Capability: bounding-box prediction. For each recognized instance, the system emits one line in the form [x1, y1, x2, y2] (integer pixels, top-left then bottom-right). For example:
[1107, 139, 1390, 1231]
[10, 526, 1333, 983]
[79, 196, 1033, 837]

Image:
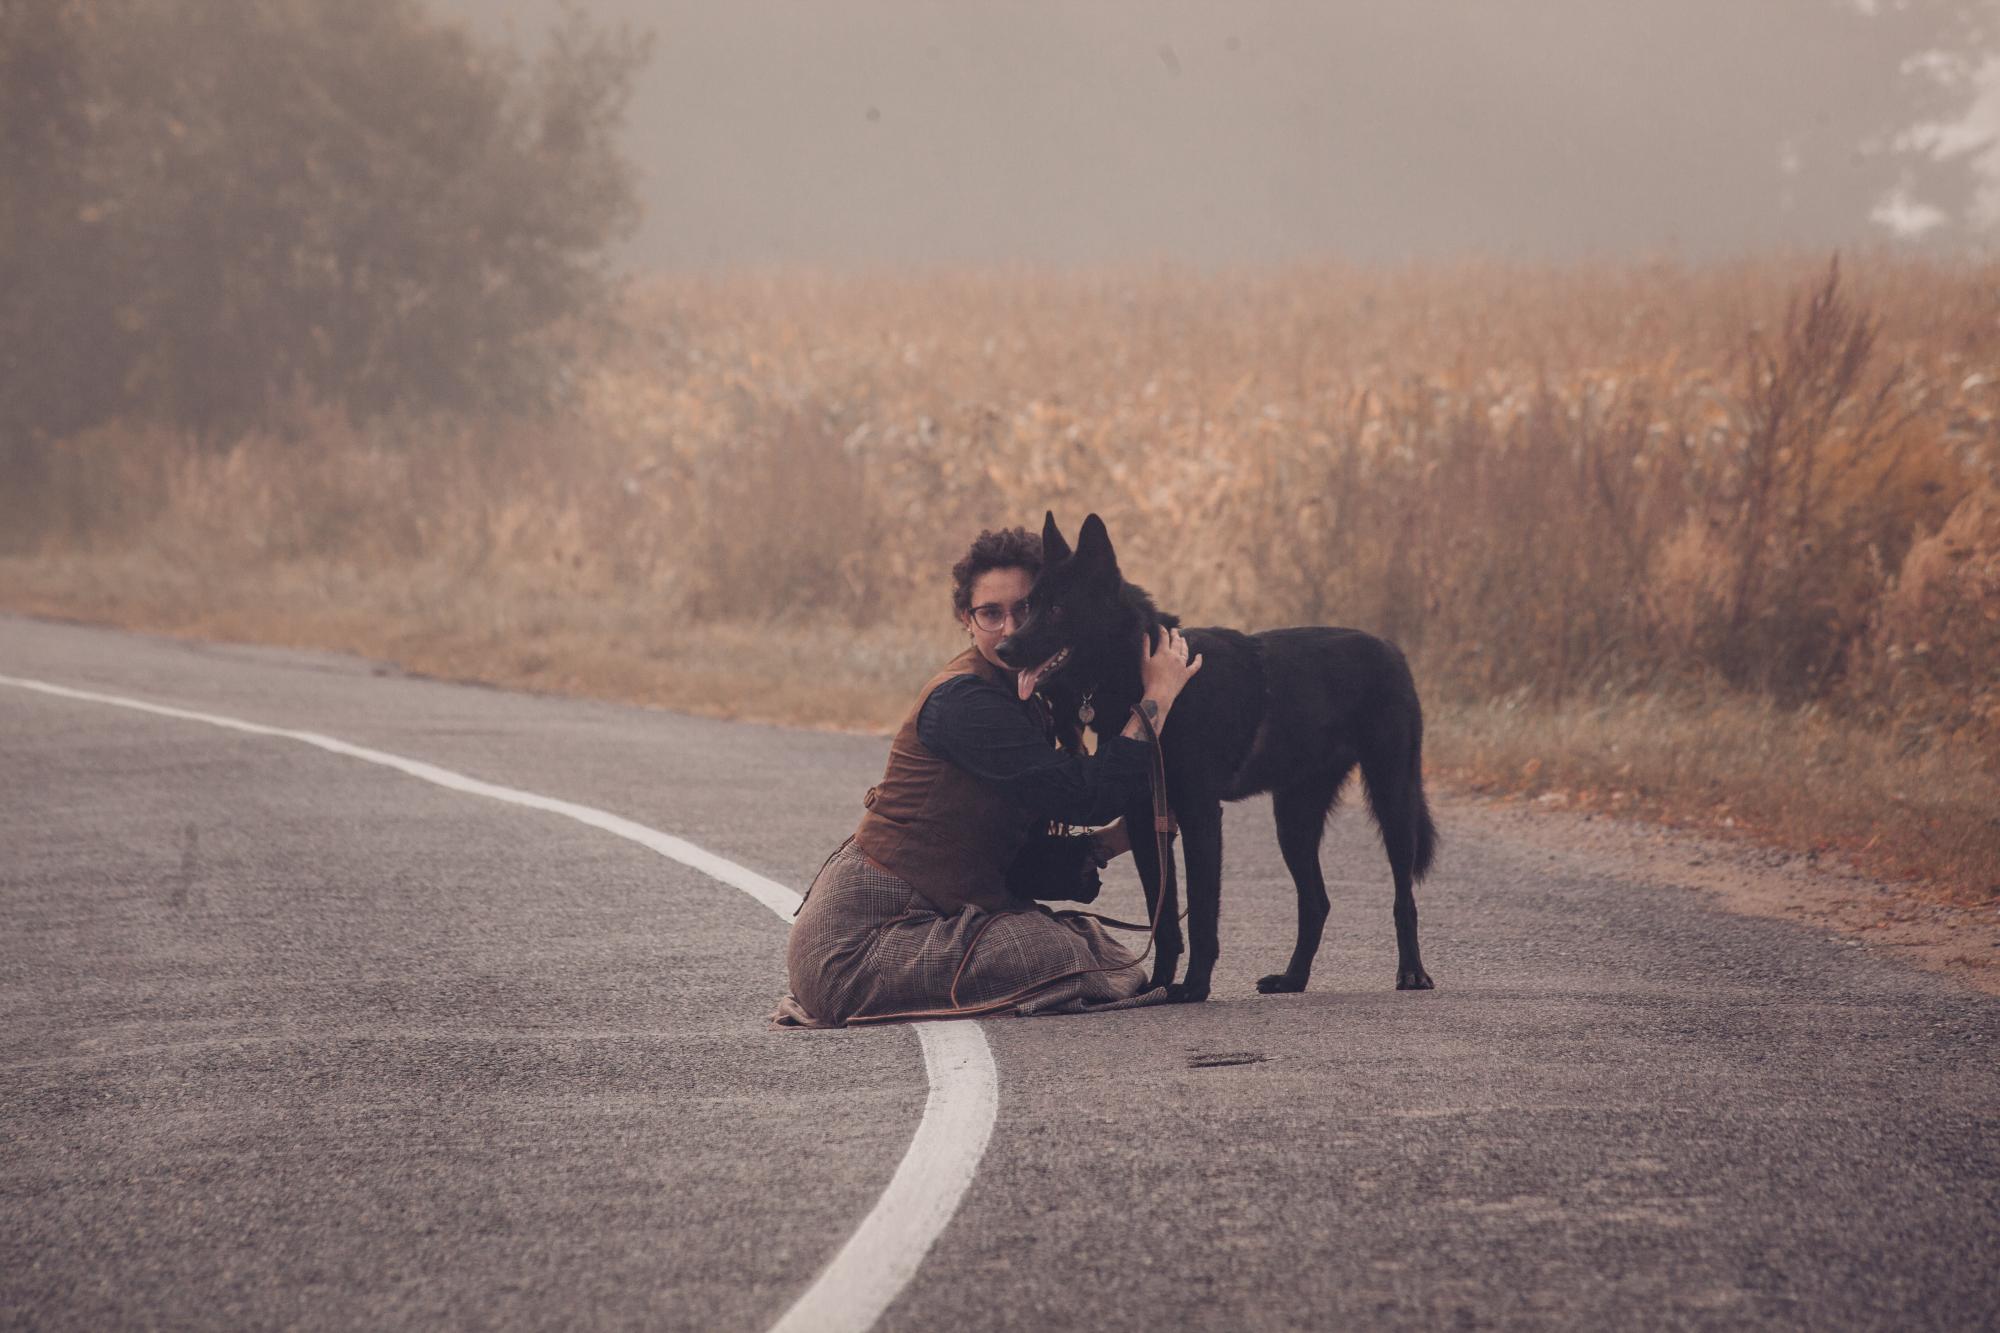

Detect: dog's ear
[1074, 513, 1119, 578]
[1040, 510, 1072, 564]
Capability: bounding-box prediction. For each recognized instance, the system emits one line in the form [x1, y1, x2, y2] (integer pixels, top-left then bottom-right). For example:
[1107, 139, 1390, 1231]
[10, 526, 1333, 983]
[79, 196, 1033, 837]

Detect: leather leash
[1128, 698, 1178, 946]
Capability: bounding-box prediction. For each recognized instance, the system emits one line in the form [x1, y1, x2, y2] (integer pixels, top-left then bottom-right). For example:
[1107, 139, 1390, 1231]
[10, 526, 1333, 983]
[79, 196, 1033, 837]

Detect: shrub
[1856, 483, 2000, 759]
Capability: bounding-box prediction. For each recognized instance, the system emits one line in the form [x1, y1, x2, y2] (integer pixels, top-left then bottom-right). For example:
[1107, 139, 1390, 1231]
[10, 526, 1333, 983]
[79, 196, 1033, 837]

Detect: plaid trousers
[773, 842, 1167, 1027]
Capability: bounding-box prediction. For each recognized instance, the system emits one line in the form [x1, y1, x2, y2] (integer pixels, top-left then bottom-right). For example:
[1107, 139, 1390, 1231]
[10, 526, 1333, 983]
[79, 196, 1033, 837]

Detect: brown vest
[851, 646, 1039, 915]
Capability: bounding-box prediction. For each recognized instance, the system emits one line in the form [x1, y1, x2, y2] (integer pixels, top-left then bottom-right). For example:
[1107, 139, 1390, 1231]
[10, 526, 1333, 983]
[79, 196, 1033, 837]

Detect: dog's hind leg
[1257, 771, 1346, 995]
[1171, 799, 1224, 1003]
[1360, 717, 1436, 991]
[1126, 798, 1182, 992]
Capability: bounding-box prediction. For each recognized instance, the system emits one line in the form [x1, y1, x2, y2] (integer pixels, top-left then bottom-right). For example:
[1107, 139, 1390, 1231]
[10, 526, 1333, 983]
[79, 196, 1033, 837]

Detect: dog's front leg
[1125, 797, 1181, 992]
[1172, 800, 1223, 1003]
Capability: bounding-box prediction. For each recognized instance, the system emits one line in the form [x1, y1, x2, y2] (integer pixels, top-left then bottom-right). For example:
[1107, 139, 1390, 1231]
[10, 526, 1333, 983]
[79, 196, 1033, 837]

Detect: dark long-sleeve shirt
[915, 672, 1152, 903]
[916, 674, 1151, 828]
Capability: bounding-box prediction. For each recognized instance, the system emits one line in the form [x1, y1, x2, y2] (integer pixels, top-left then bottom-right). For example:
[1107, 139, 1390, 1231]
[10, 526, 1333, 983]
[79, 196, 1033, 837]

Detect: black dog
[998, 512, 1437, 1002]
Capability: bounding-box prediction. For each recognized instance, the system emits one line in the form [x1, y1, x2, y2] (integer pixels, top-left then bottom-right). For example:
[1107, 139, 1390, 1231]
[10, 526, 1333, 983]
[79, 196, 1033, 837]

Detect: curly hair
[949, 526, 1043, 618]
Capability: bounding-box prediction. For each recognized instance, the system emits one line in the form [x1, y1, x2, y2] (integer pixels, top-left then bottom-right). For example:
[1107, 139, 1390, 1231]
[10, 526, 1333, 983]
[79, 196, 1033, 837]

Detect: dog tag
[1077, 697, 1095, 725]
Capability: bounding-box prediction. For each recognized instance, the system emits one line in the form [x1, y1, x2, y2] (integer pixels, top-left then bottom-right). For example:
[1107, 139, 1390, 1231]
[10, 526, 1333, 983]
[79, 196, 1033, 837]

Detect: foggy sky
[439, 0, 2000, 270]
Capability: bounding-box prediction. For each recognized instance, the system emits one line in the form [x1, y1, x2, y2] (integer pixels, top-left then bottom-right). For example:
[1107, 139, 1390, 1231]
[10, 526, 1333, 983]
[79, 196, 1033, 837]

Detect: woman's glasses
[970, 600, 1030, 632]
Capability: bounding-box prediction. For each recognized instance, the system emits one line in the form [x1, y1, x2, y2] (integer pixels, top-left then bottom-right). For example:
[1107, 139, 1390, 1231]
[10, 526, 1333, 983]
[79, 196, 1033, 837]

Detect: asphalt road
[4, 614, 1996, 1331]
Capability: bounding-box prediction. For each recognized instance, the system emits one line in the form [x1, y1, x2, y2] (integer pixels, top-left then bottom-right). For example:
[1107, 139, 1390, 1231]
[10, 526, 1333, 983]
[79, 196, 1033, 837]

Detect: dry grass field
[4, 254, 1997, 912]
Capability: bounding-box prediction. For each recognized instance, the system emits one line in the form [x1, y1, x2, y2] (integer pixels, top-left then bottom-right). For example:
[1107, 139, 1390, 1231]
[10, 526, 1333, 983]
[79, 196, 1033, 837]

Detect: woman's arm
[918, 678, 1151, 826]
[917, 627, 1205, 827]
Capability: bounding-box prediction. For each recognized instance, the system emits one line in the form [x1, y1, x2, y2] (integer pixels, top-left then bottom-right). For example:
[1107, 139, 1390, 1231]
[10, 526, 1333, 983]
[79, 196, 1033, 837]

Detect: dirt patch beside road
[1443, 790, 2000, 996]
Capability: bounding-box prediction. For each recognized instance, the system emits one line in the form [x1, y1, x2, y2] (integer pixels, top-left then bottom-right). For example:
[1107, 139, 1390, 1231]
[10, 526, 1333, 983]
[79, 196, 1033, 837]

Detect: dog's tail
[1362, 703, 1438, 883]
[1409, 725, 1438, 882]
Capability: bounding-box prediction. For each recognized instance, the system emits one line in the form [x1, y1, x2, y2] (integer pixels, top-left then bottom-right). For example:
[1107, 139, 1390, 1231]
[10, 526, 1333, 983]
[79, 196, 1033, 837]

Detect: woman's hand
[1140, 626, 1203, 707]
[1089, 818, 1131, 867]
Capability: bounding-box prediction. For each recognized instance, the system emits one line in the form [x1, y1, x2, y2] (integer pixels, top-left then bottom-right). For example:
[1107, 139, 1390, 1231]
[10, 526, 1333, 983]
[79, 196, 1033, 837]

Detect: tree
[1827, 0, 1998, 241]
[2, 0, 123, 449]
[0, 0, 652, 445]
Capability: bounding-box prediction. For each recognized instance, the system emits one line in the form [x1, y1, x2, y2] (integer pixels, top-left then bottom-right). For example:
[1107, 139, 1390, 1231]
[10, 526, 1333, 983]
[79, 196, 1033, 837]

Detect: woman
[773, 526, 1203, 1027]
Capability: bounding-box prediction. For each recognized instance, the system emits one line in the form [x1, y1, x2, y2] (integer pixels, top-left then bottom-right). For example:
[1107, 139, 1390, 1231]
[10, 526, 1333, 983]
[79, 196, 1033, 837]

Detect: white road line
[771, 1020, 996, 1333]
[0, 672, 998, 1333]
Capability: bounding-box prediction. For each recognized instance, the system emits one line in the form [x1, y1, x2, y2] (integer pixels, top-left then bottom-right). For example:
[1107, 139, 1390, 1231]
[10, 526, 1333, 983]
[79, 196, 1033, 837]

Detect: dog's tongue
[1016, 662, 1042, 701]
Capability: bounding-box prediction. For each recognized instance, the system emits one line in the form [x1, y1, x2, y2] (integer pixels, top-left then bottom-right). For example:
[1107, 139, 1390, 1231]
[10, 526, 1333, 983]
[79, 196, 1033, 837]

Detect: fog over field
[438, 0, 2000, 267]
[5, 0, 1997, 900]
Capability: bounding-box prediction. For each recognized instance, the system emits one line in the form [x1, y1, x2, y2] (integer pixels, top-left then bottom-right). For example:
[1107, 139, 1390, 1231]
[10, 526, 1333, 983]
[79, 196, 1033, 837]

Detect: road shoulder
[1438, 787, 2000, 996]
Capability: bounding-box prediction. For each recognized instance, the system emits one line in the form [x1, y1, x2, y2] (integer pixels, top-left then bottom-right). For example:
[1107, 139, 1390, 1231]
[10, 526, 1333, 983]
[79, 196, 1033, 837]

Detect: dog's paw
[1256, 972, 1306, 994]
[1165, 981, 1210, 1004]
[1396, 966, 1435, 991]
